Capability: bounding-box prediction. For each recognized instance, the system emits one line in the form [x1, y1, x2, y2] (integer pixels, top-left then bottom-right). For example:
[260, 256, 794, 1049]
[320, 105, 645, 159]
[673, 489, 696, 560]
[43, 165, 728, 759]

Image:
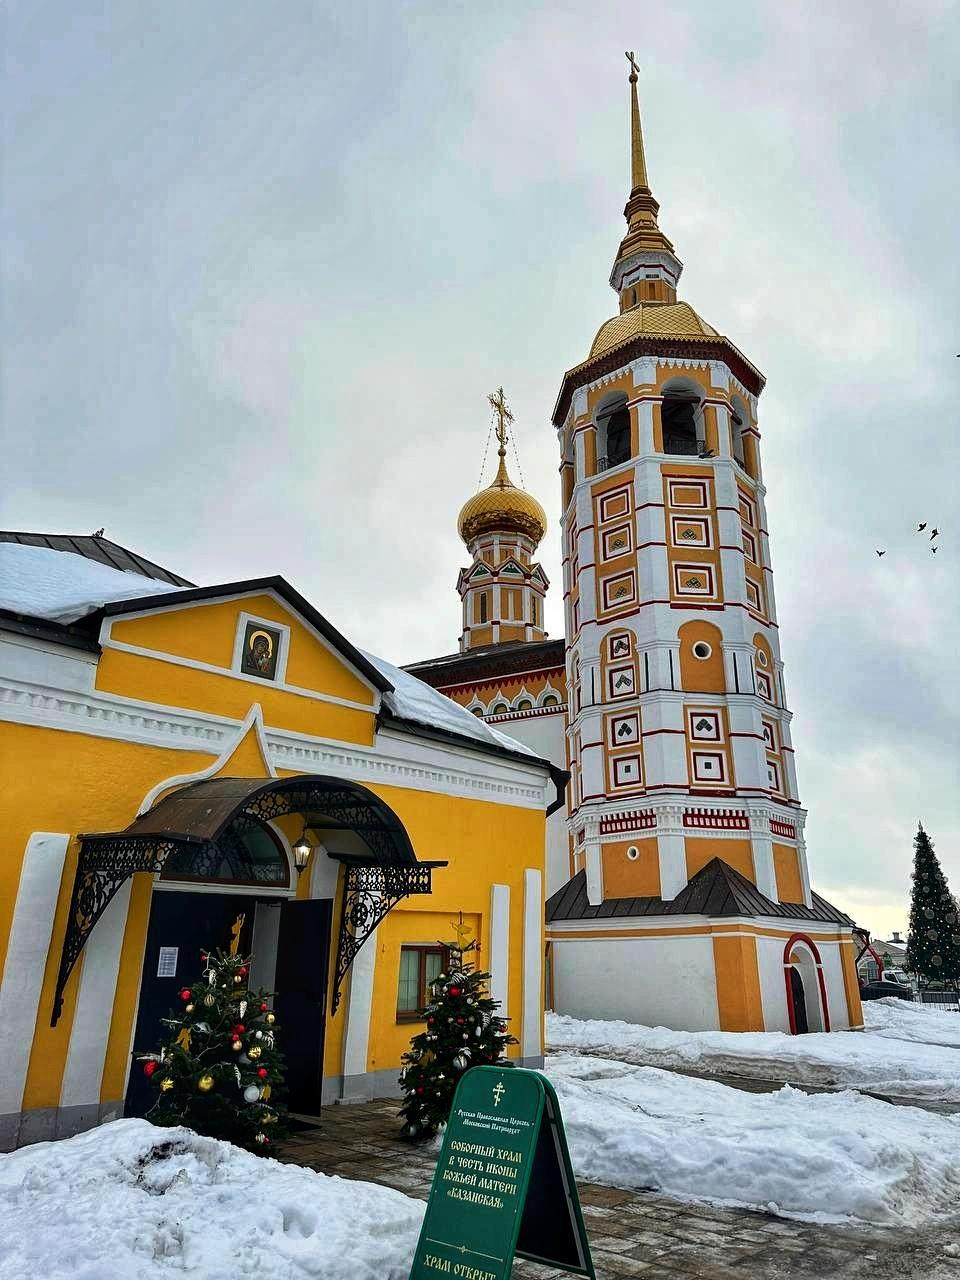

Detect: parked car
[860, 979, 914, 1001]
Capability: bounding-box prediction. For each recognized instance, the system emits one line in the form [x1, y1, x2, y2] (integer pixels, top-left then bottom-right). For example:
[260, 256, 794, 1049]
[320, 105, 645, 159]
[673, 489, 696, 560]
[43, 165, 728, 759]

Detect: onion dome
[589, 301, 718, 360]
[458, 454, 547, 546]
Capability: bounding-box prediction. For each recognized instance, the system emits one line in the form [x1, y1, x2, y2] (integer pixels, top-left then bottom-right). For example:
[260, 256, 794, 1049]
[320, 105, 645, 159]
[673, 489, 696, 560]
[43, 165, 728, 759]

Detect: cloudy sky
[3, 0, 957, 935]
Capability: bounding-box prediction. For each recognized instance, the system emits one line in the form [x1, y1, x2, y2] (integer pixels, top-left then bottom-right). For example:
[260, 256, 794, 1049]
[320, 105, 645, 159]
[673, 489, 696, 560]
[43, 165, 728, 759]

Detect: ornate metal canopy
[52, 775, 444, 1025]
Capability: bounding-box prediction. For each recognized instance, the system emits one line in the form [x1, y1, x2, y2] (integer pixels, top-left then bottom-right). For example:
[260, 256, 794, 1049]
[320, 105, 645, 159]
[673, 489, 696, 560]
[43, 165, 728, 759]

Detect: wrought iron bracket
[331, 859, 444, 1014]
[51, 836, 183, 1025]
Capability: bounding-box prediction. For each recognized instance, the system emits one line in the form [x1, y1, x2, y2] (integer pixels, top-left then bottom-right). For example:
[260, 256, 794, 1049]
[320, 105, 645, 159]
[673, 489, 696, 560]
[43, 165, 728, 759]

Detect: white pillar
[750, 815, 779, 901]
[489, 884, 510, 1016]
[0, 833, 69, 1146]
[60, 880, 133, 1124]
[340, 923, 378, 1100]
[521, 870, 543, 1063]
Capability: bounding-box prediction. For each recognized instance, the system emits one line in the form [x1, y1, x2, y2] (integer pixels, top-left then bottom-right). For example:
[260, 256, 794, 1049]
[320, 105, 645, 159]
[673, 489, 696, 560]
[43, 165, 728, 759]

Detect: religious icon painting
[240, 621, 281, 681]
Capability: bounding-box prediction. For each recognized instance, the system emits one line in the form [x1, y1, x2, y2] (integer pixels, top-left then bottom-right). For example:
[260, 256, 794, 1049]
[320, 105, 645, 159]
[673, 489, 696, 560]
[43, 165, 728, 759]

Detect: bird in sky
[876, 549, 886, 557]
[932, 546, 939, 554]
[917, 522, 927, 532]
[930, 529, 940, 540]
[92, 527, 104, 537]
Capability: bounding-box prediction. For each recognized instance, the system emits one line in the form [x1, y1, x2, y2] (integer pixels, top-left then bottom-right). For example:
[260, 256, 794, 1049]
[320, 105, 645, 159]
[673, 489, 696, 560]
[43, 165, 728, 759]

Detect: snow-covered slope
[0, 1120, 423, 1280]
[0, 542, 179, 624]
[547, 1054, 960, 1226]
[547, 1010, 960, 1102]
[863, 997, 960, 1047]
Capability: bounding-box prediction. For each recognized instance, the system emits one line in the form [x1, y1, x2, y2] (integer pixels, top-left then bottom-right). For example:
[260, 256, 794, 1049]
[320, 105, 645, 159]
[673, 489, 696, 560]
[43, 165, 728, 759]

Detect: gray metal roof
[0, 530, 193, 587]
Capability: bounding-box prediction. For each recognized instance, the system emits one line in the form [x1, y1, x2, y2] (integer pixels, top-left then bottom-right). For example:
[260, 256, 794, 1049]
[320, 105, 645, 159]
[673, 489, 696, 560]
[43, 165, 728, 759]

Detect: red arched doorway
[783, 933, 831, 1034]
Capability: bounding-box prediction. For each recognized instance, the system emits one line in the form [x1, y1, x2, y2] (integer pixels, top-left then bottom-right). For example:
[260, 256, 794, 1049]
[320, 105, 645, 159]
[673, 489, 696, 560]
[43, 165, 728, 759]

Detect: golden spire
[609, 53, 682, 309]
[626, 52, 647, 191]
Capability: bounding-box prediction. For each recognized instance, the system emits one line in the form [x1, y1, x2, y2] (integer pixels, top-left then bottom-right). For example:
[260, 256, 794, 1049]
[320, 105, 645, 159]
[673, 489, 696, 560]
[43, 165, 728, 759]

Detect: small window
[477, 593, 488, 624]
[516, 698, 533, 711]
[663, 395, 699, 456]
[626, 846, 640, 861]
[692, 641, 712, 660]
[491, 702, 509, 715]
[397, 945, 447, 1021]
[470, 705, 485, 717]
[598, 404, 631, 470]
[542, 694, 560, 707]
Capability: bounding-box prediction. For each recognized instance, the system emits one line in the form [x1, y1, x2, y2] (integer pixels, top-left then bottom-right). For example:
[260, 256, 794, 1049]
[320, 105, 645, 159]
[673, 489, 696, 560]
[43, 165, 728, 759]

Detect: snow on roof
[0, 542, 180, 624]
[361, 649, 537, 759]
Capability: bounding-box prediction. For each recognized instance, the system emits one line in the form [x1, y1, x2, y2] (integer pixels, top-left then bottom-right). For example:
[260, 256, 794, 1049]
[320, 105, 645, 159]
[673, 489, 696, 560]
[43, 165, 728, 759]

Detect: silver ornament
[243, 1084, 261, 1103]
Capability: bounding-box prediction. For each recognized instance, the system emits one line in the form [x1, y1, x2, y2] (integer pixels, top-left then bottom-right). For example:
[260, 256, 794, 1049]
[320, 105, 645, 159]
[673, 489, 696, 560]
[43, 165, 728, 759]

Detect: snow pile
[547, 1054, 960, 1226]
[547, 1011, 960, 1102]
[0, 1120, 422, 1280]
[863, 997, 960, 1048]
[362, 649, 536, 759]
[0, 543, 179, 624]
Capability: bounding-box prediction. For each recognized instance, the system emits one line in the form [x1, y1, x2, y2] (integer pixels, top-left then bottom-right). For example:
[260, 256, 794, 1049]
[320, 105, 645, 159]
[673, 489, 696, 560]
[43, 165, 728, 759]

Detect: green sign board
[409, 1065, 594, 1280]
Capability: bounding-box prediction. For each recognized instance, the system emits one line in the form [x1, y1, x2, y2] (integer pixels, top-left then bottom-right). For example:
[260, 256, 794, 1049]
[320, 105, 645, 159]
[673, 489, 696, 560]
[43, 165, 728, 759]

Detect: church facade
[0, 535, 558, 1150]
[413, 64, 863, 1036]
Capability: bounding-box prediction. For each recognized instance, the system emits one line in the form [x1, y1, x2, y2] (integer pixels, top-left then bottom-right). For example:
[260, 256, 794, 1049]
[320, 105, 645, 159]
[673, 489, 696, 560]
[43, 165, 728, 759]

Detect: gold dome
[458, 456, 547, 546]
[589, 302, 718, 361]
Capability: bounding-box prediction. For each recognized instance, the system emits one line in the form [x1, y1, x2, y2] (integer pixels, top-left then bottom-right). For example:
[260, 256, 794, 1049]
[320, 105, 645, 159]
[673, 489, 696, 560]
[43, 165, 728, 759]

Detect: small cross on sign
[492, 1081, 505, 1108]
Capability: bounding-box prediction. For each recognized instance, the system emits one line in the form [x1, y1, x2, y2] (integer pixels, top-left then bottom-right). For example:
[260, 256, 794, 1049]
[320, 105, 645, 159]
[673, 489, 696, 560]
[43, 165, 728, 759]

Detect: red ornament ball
[448, 987, 461, 997]
[179, 988, 191, 1001]
[257, 1067, 269, 1079]
[260, 1002, 268, 1012]
[456, 1017, 464, 1024]
[416, 1087, 424, 1095]
[239, 966, 249, 977]
[233, 1024, 246, 1035]
[143, 1061, 157, 1078]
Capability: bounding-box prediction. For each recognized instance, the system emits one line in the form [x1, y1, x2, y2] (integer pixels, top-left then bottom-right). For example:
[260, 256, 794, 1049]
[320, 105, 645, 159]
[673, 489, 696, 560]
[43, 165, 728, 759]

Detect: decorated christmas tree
[399, 923, 516, 1140]
[905, 823, 960, 987]
[138, 943, 287, 1153]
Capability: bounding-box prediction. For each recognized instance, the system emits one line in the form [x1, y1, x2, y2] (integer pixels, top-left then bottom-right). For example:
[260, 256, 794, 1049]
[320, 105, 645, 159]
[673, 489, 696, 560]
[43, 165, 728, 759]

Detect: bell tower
[457, 389, 550, 653]
[554, 57, 810, 912]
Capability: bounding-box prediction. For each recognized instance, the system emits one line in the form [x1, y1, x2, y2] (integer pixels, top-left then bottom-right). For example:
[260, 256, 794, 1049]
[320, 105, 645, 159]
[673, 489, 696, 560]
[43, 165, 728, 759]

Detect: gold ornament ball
[159, 1077, 174, 1092]
[265, 1013, 275, 1025]
[198, 1074, 215, 1092]
[254, 1132, 267, 1145]
[231, 1040, 243, 1052]
[248, 1046, 262, 1060]
[185, 1003, 194, 1013]
[204, 993, 216, 1007]
[234, 975, 243, 984]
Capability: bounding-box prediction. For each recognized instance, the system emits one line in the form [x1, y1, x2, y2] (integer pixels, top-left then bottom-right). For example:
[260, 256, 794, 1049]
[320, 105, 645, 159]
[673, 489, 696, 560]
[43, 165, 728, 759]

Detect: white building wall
[756, 935, 790, 1032]
[820, 943, 851, 1030]
[496, 712, 568, 894]
[551, 935, 720, 1030]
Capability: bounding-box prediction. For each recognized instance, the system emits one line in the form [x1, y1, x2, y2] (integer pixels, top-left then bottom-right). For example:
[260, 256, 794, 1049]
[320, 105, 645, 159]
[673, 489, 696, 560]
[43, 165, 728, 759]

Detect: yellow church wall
[685, 837, 755, 885]
[601, 838, 660, 898]
[678, 620, 725, 693]
[773, 843, 804, 903]
[713, 934, 764, 1031]
[109, 594, 377, 707]
[95, 647, 375, 746]
[839, 940, 865, 1028]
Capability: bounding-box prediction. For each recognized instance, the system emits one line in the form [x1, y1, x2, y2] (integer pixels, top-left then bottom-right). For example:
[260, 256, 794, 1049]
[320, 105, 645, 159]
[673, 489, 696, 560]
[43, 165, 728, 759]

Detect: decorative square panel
[602, 571, 637, 611]
[738, 492, 757, 527]
[609, 712, 640, 747]
[672, 562, 715, 597]
[608, 664, 636, 699]
[601, 523, 633, 560]
[756, 669, 773, 702]
[687, 709, 722, 742]
[745, 578, 764, 614]
[608, 632, 632, 659]
[598, 486, 631, 523]
[671, 515, 711, 548]
[741, 529, 758, 564]
[691, 751, 727, 785]
[612, 755, 643, 789]
[762, 719, 778, 751]
[766, 759, 782, 792]
[668, 479, 708, 509]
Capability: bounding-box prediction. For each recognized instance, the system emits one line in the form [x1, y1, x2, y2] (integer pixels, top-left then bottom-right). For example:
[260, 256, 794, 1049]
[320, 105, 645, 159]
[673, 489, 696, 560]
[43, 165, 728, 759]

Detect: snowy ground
[546, 1053, 960, 1226]
[547, 1000, 960, 1102]
[0, 1120, 423, 1280]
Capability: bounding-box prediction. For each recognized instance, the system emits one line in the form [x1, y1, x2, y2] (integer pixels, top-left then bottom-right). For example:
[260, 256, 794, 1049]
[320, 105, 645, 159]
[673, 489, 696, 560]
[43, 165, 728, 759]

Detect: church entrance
[789, 966, 809, 1035]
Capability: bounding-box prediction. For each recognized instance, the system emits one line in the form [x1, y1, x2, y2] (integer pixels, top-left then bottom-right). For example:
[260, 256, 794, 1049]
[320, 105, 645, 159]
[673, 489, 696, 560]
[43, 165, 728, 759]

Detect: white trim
[0, 678, 553, 810]
[489, 884, 510, 1016]
[60, 880, 132, 1108]
[101, 638, 376, 713]
[137, 703, 276, 814]
[0, 834, 69, 1116]
[521, 870, 543, 1059]
[547, 914, 853, 937]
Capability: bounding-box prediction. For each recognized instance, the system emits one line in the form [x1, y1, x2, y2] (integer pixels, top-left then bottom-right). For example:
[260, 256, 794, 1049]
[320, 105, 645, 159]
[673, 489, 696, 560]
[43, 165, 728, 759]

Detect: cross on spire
[625, 50, 640, 81]
[487, 386, 514, 457]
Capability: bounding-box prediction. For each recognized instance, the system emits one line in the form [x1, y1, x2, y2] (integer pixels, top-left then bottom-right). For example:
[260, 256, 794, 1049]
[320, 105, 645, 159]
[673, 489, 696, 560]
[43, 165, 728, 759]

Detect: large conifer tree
[905, 824, 960, 986]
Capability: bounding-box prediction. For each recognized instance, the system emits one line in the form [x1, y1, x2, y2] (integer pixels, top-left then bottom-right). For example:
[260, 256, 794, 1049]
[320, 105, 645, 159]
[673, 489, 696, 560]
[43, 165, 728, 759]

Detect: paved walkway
[277, 1099, 960, 1279]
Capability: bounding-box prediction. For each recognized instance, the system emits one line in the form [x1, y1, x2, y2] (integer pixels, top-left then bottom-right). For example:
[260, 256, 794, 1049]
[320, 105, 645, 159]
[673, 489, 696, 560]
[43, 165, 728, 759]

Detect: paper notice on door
[157, 946, 179, 978]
